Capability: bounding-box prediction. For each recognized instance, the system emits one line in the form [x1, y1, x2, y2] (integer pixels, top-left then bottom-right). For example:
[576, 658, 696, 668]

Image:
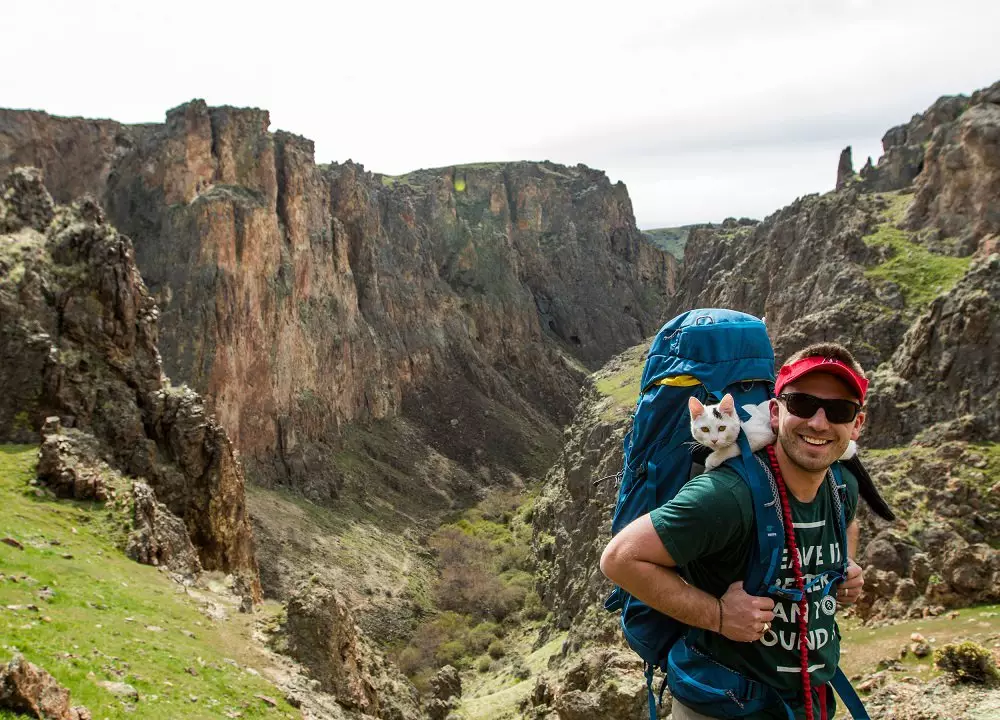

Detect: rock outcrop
[850, 442, 1000, 622]
[126, 480, 203, 579]
[905, 80, 1000, 252]
[0, 654, 90, 720]
[284, 580, 424, 720]
[526, 608, 664, 720]
[866, 255, 1000, 446]
[836, 145, 854, 190]
[0, 101, 675, 511]
[0, 168, 259, 597]
[861, 92, 971, 193]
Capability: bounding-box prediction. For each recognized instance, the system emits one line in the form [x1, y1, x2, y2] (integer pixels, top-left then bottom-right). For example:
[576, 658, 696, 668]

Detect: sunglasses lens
[825, 400, 858, 423]
[785, 393, 820, 419]
[780, 393, 858, 423]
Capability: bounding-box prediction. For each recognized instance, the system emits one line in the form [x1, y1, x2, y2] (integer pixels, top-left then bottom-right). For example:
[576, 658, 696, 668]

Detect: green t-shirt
[650, 462, 858, 719]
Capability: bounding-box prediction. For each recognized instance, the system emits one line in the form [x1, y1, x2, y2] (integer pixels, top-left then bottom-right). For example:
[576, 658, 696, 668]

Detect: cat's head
[688, 393, 740, 448]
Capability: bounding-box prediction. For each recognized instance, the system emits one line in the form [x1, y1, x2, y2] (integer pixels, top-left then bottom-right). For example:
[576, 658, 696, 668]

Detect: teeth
[801, 436, 830, 446]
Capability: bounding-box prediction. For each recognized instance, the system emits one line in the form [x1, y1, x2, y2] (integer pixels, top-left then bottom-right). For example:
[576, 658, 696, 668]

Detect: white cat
[688, 394, 856, 471]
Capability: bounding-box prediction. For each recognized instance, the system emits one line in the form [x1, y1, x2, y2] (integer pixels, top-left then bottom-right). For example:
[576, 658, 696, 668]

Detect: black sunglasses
[777, 393, 862, 424]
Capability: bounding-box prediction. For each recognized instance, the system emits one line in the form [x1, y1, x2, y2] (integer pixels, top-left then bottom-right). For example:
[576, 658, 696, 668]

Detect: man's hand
[836, 558, 864, 606]
[719, 581, 775, 642]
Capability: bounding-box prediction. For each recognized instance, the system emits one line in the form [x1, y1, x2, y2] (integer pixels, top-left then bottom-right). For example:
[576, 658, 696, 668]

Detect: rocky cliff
[0, 103, 675, 511]
[0, 167, 259, 595]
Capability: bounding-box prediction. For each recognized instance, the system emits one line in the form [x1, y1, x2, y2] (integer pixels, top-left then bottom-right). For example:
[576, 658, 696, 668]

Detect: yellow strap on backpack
[655, 374, 701, 387]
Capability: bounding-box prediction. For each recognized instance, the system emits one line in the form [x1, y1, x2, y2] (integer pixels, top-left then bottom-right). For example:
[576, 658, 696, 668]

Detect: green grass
[0, 444, 300, 720]
[839, 604, 1000, 680]
[863, 193, 971, 309]
[457, 630, 567, 720]
[594, 361, 644, 420]
[642, 226, 694, 261]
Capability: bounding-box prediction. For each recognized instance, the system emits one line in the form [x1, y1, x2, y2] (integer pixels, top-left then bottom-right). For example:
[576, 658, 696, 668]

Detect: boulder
[0, 654, 90, 720]
[429, 665, 461, 701]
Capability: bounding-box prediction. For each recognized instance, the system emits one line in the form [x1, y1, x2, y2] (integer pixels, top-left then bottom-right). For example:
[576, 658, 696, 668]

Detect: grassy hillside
[0, 444, 300, 720]
[642, 226, 697, 261]
[863, 191, 972, 311]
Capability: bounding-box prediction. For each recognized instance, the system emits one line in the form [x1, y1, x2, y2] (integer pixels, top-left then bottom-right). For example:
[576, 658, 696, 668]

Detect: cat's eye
[700, 426, 709, 433]
[718, 425, 727, 431]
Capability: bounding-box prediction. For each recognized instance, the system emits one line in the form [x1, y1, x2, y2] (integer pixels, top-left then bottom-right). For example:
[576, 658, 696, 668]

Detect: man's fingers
[753, 596, 776, 610]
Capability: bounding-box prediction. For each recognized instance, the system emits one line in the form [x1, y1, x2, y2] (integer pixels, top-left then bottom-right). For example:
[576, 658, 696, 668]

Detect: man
[600, 343, 868, 720]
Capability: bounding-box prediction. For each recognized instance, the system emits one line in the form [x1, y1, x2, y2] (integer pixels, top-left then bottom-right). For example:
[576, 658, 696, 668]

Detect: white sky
[3, 0, 999, 227]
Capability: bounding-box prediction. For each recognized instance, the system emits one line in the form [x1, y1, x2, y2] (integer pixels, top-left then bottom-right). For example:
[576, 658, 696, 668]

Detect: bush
[468, 621, 502, 654]
[521, 590, 547, 621]
[477, 655, 492, 673]
[934, 642, 1000, 685]
[510, 654, 531, 680]
[488, 640, 507, 659]
[436, 639, 470, 668]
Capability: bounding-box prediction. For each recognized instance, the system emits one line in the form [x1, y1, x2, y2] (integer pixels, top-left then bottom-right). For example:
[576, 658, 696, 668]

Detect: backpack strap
[830, 667, 871, 719]
[829, 463, 850, 576]
[733, 440, 785, 594]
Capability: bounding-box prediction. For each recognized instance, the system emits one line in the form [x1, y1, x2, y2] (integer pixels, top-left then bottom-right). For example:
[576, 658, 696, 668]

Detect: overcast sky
[4, 0, 999, 227]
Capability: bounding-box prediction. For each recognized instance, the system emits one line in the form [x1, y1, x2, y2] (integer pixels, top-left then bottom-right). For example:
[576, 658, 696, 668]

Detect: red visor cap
[774, 356, 869, 404]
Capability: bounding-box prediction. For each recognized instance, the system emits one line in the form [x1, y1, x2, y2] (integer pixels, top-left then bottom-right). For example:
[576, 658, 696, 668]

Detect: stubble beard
[777, 424, 849, 474]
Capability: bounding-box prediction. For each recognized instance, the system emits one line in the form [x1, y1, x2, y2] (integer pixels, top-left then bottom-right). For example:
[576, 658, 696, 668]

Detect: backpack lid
[642, 309, 774, 396]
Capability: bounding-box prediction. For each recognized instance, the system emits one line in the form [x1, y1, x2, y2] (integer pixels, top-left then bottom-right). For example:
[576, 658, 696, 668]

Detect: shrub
[521, 590, 547, 621]
[477, 655, 492, 673]
[468, 621, 502, 653]
[488, 640, 507, 659]
[510, 654, 531, 680]
[934, 642, 1000, 685]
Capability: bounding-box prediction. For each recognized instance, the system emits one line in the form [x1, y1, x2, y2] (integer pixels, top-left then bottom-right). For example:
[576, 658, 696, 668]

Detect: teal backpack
[603, 309, 870, 720]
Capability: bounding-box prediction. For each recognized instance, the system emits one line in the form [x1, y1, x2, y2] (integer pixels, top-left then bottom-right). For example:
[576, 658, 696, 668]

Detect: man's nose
[806, 408, 830, 430]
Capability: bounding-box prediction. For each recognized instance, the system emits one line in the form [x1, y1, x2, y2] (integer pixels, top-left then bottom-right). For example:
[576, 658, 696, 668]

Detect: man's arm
[600, 514, 774, 642]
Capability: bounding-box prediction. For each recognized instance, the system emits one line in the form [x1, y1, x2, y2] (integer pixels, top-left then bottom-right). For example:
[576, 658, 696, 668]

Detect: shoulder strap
[730, 441, 784, 595]
[829, 463, 850, 576]
[831, 667, 871, 719]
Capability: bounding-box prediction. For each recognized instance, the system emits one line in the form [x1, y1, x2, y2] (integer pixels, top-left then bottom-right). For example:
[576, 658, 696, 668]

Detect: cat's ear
[688, 396, 705, 416]
[719, 393, 735, 414]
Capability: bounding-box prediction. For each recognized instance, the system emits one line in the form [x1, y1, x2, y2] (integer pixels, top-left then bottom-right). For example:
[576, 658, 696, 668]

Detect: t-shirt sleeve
[841, 463, 860, 524]
[649, 473, 750, 568]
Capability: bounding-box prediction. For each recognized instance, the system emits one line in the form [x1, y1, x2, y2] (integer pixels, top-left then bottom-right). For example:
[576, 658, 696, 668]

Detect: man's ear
[851, 410, 866, 441]
[769, 397, 779, 433]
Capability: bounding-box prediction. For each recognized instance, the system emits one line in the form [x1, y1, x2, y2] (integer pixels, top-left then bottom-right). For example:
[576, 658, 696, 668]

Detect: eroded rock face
[671, 189, 906, 371]
[284, 581, 424, 720]
[836, 146, 854, 190]
[866, 255, 1000, 446]
[862, 93, 971, 193]
[36, 419, 114, 501]
[528, 645, 663, 720]
[905, 81, 1000, 248]
[0, 654, 90, 720]
[0, 168, 259, 598]
[0, 102, 674, 506]
[126, 481, 202, 578]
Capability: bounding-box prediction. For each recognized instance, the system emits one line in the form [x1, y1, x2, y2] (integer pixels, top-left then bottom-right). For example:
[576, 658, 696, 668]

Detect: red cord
[767, 444, 814, 720]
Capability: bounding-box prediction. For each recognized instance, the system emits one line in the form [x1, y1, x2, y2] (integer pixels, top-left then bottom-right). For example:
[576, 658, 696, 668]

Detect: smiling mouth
[800, 435, 832, 446]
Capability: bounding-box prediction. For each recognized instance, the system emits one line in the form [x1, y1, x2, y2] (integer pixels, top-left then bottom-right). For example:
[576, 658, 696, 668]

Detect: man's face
[770, 371, 866, 474]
